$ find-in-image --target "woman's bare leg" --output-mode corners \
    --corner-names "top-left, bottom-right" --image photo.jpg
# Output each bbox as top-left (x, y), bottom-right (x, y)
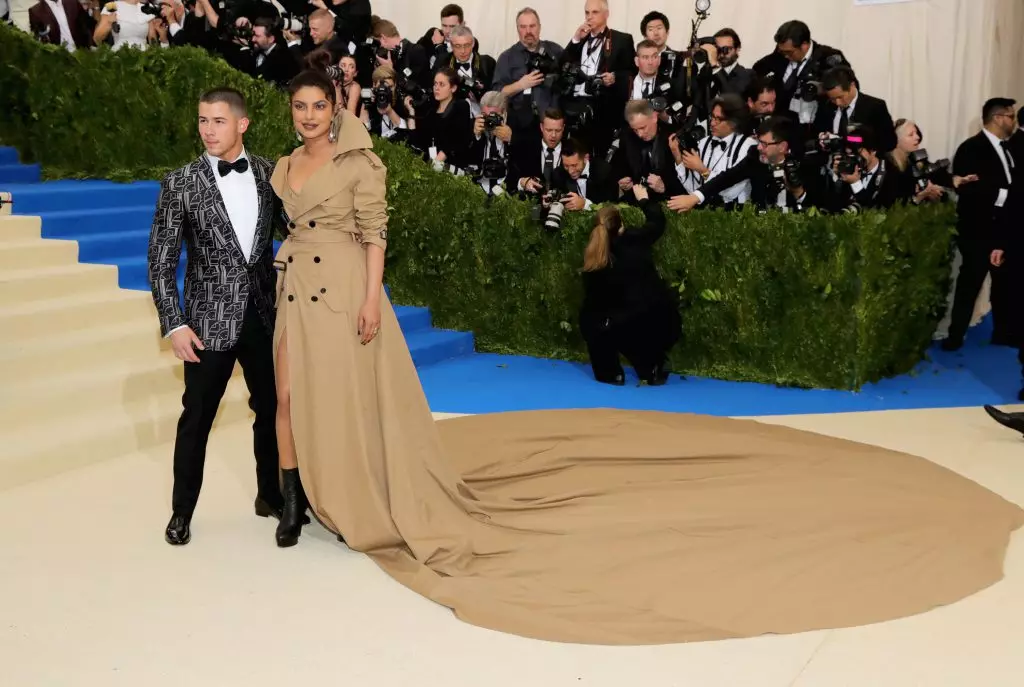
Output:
top-left (276, 331), bottom-right (298, 470)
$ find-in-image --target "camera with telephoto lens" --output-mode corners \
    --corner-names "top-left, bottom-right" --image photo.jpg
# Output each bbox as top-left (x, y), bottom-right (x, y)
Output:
top-left (466, 157), bottom-right (508, 184)
top-left (557, 62), bottom-right (604, 97)
top-left (561, 100), bottom-right (594, 136)
top-left (797, 54), bottom-right (847, 102)
top-left (673, 113), bottom-right (707, 151)
top-left (139, 0), bottom-right (161, 16)
top-left (908, 149), bottom-right (951, 191)
top-left (398, 77), bottom-right (432, 110)
top-left (527, 50), bottom-right (559, 75)
top-left (647, 81), bottom-right (675, 114)
top-left (686, 37), bottom-right (715, 67)
top-left (279, 14), bottom-right (304, 32)
top-left (530, 182), bottom-right (568, 232)
top-left (658, 49), bottom-right (680, 80)
top-left (227, 23), bottom-right (253, 42)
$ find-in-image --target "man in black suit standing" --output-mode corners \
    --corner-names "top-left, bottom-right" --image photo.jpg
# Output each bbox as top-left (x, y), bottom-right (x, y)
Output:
top-left (561, 0), bottom-right (635, 158)
top-left (944, 98), bottom-right (1018, 355)
top-left (711, 29), bottom-right (754, 98)
top-left (445, 25), bottom-right (496, 113)
top-left (148, 88), bottom-right (297, 546)
top-left (814, 66), bottom-right (897, 153)
top-left (753, 21), bottom-right (849, 135)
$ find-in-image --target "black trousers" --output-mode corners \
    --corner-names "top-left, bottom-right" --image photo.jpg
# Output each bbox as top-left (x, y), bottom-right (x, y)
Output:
top-left (172, 302), bottom-right (280, 515)
top-left (583, 310), bottom-right (679, 384)
top-left (947, 239), bottom-right (991, 343)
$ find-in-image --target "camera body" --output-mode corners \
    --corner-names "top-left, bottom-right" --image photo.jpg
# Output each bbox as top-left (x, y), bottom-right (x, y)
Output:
top-left (467, 157), bottom-right (508, 183)
top-left (908, 148), bottom-right (951, 191)
top-left (558, 62), bottom-right (603, 97)
top-left (530, 183), bottom-right (569, 231)
top-left (139, 0), bottom-right (162, 16)
top-left (674, 113), bottom-right (707, 151)
top-left (457, 77), bottom-right (488, 101)
top-left (398, 76), bottom-right (432, 110)
top-left (481, 111), bottom-right (504, 133)
top-left (527, 51), bottom-right (559, 76)
top-left (769, 155), bottom-right (803, 195)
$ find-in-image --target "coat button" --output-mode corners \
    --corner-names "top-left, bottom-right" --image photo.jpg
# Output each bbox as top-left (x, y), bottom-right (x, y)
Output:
top-left (311, 296), bottom-right (318, 302)
top-left (309, 220), bottom-right (317, 228)
top-left (320, 288), bottom-right (326, 293)
top-left (313, 256), bottom-right (321, 263)
top-left (287, 256), bottom-right (293, 263)
top-left (287, 295), bottom-right (294, 302)
top-left (288, 221), bottom-right (295, 229)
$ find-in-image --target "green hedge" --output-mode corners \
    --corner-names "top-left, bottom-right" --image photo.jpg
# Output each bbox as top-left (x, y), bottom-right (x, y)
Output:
top-left (0, 23), bottom-right (955, 389)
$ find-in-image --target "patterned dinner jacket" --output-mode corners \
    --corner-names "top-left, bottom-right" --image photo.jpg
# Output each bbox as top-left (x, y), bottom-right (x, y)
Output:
top-left (147, 153), bottom-right (281, 351)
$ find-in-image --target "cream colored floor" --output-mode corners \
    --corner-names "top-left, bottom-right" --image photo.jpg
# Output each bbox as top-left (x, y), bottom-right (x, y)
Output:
top-left (2, 407), bottom-right (1023, 687)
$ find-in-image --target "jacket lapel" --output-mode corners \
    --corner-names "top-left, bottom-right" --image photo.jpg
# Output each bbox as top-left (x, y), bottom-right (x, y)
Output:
top-left (251, 158), bottom-right (274, 262)
top-left (196, 157), bottom-right (247, 265)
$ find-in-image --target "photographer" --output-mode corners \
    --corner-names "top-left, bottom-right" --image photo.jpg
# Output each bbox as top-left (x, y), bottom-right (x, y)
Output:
top-left (669, 116), bottom-right (822, 213)
top-left (824, 125), bottom-right (913, 212)
top-left (710, 28), bottom-right (753, 98)
top-left (407, 67), bottom-right (474, 171)
top-left (368, 18), bottom-right (431, 90)
top-left (493, 8), bottom-right (564, 137)
top-left (561, 0), bottom-right (636, 158)
top-left (417, 3), bottom-right (466, 69)
top-left (619, 39), bottom-right (683, 120)
top-left (359, 64), bottom-right (413, 139)
top-left (579, 184), bottom-right (680, 386)
top-left (247, 15), bottom-right (299, 88)
top-left (890, 119), bottom-right (962, 205)
top-left (467, 91), bottom-right (513, 194)
top-left (552, 137), bottom-right (618, 210)
top-left (753, 20), bottom-right (849, 128)
top-left (446, 25), bottom-right (496, 115)
top-left (611, 99), bottom-right (686, 204)
top-left (814, 66), bottom-right (896, 153)
top-left (744, 75), bottom-right (781, 135)
top-left (508, 108), bottom-right (567, 196)
top-left (674, 93), bottom-right (756, 207)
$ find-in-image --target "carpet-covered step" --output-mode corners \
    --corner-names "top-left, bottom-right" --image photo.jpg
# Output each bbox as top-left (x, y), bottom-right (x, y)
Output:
top-left (0, 215), bottom-right (42, 241)
top-left (2, 352), bottom-right (209, 424)
top-left (0, 289), bottom-right (156, 340)
top-left (2, 376), bottom-right (254, 490)
top-left (0, 237), bottom-right (79, 270)
top-left (0, 262), bottom-right (119, 305)
top-left (74, 229), bottom-right (153, 263)
top-left (0, 163), bottom-right (40, 184)
top-left (2, 180), bottom-right (160, 215)
top-left (0, 147), bottom-right (18, 165)
top-left (0, 319), bottom-right (170, 383)
top-left (36, 206), bottom-right (156, 239)
top-left (404, 328), bottom-right (475, 367)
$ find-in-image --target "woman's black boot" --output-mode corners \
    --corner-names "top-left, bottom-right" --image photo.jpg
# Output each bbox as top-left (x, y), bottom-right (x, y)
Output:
top-left (276, 468), bottom-right (306, 548)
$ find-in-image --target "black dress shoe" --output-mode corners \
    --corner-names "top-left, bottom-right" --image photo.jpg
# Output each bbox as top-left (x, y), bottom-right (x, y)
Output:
top-left (983, 405), bottom-right (1024, 437)
top-left (165, 513), bottom-right (192, 546)
top-left (254, 496), bottom-right (309, 525)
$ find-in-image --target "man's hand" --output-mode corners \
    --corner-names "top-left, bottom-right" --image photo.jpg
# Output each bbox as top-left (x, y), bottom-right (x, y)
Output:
top-left (668, 133), bottom-right (683, 163)
top-left (840, 168), bottom-right (861, 185)
top-left (431, 27), bottom-right (444, 45)
top-left (618, 177), bottom-right (634, 191)
top-left (170, 327), bottom-right (204, 363)
top-left (680, 150), bottom-right (706, 173)
top-left (494, 124), bottom-right (513, 143)
top-left (520, 177), bottom-right (543, 193)
top-left (632, 185), bottom-right (649, 202)
top-left (667, 194), bottom-right (699, 212)
top-left (646, 174), bottom-right (665, 194)
top-left (518, 70), bottom-right (545, 91)
top-left (472, 115), bottom-right (485, 137)
top-left (601, 72), bottom-right (616, 86)
top-left (574, 22), bottom-right (590, 41)
top-left (564, 192), bottom-right (586, 211)
top-left (991, 249), bottom-right (1005, 267)
top-left (954, 174), bottom-right (979, 189)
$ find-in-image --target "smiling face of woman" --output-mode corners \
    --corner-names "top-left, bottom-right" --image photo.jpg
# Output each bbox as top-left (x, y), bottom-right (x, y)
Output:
top-left (291, 85), bottom-right (335, 142)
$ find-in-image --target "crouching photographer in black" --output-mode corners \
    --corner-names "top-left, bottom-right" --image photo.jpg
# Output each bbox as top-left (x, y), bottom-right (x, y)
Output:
top-left (579, 184), bottom-right (681, 386)
top-left (668, 116), bottom-right (823, 212)
top-left (817, 125), bottom-right (914, 213)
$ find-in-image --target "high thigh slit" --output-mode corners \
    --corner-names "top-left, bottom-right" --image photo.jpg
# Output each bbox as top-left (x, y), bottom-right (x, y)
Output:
top-left (265, 108), bottom-right (1024, 646)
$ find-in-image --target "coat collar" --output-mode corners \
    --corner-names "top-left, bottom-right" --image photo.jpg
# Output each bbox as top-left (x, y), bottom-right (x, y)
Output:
top-left (289, 110), bottom-right (376, 219)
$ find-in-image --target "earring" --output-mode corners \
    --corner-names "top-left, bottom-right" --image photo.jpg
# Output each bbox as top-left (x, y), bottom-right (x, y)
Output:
top-left (295, 130), bottom-right (303, 143)
top-left (327, 113), bottom-right (340, 143)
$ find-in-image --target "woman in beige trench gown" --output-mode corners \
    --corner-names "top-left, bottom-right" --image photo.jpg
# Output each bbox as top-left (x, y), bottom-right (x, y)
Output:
top-left (269, 70), bottom-right (1024, 646)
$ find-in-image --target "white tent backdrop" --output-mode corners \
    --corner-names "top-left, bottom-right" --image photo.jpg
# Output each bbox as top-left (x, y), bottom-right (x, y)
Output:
top-left (366, 0), bottom-right (1024, 157)
top-left (7, 0), bottom-right (1023, 155)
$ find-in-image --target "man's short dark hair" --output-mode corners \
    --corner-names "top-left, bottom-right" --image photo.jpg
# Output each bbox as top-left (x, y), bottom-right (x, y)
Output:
top-left (713, 28), bottom-right (741, 49)
top-left (822, 66), bottom-right (858, 92)
top-left (440, 4), bottom-right (463, 21)
top-left (774, 20), bottom-right (811, 47)
top-left (199, 88), bottom-right (247, 117)
top-left (745, 74), bottom-right (776, 102)
top-left (982, 97), bottom-right (1016, 124)
top-left (542, 108), bottom-right (565, 123)
top-left (711, 93), bottom-right (749, 130)
top-left (757, 116), bottom-right (793, 146)
top-left (561, 137), bottom-right (589, 158)
top-left (640, 11), bottom-right (669, 35)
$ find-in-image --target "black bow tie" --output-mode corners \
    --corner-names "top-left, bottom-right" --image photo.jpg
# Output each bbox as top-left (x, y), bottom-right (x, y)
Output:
top-left (217, 158), bottom-right (249, 176)
top-left (710, 139), bottom-right (726, 150)
top-left (578, 174), bottom-right (588, 179)
top-left (457, 62), bottom-right (471, 69)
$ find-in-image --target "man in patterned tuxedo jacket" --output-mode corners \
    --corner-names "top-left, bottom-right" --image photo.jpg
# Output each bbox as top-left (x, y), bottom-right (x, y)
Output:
top-left (148, 87), bottom-right (298, 546)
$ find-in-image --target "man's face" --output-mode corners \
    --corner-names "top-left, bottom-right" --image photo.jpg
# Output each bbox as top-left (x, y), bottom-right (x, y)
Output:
top-left (777, 39), bottom-right (808, 63)
top-left (715, 35), bottom-right (738, 67)
top-left (826, 84), bottom-right (856, 109)
top-left (540, 116), bottom-right (565, 148)
top-left (629, 112), bottom-right (658, 142)
top-left (252, 26), bottom-right (273, 51)
top-left (451, 34), bottom-right (474, 63)
top-left (380, 34), bottom-right (401, 50)
top-left (757, 133), bottom-right (787, 165)
top-left (749, 90), bottom-right (776, 115)
top-left (584, 0), bottom-right (608, 34)
top-left (562, 152), bottom-right (587, 179)
top-left (309, 17), bottom-right (333, 45)
top-left (517, 11), bottom-right (540, 49)
top-left (440, 13), bottom-right (461, 41)
top-left (644, 19), bottom-right (668, 48)
top-left (709, 105), bottom-right (733, 139)
top-left (858, 147), bottom-right (878, 168)
top-left (198, 101), bottom-right (248, 158)
top-left (991, 108), bottom-right (1017, 138)
top-left (635, 47), bottom-right (660, 78)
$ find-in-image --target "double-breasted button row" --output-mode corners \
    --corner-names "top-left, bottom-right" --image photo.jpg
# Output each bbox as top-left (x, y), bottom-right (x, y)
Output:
top-left (287, 221), bottom-right (317, 229)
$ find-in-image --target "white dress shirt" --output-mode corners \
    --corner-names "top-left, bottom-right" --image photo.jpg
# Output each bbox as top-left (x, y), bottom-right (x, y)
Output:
top-left (785, 42), bottom-right (817, 124)
top-left (982, 128), bottom-right (1014, 208)
top-left (683, 132), bottom-right (756, 204)
top-left (44, 0), bottom-right (75, 52)
top-left (570, 160), bottom-right (593, 211)
top-left (206, 149), bottom-right (259, 261)
top-left (631, 74), bottom-right (657, 100)
top-left (832, 92), bottom-right (859, 134)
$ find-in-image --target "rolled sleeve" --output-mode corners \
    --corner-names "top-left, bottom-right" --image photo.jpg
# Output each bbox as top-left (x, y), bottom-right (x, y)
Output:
top-left (354, 151), bottom-right (389, 251)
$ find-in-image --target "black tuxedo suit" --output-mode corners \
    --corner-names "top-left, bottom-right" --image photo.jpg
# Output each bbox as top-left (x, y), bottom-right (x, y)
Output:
top-left (445, 52), bottom-right (497, 93)
top-left (505, 132), bottom-right (559, 192)
top-left (752, 42), bottom-right (850, 104)
top-left (617, 71), bottom-right (682, 110)
top-left (552, 158), bottom-right (618, 205)
top-left (712, 63), bottom-right (755, 98)
top-left (561, 29), bottom-right (636, 156)
top-left (611, 126), bottom-right (686, 203)
top-left (253, 42), bottom-right (300, 89)
top-left (147, 153), bottom-right (283, 516)
top-left (814, 91), bottom-right (897, 152)
top-left (822, 158), bottom-right (913, 211)
top-left (948, 131), bottom-right (1018, 345)
top-left (695, 148), bottom-right (826, 211)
